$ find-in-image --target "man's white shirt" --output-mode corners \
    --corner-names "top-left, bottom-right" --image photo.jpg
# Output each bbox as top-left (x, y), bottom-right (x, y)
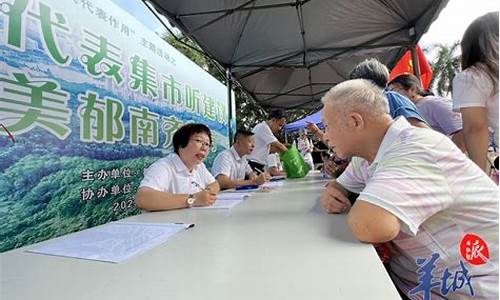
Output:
top-left (247, 121), bottom-right (277, 164)
top-left (212, 146), bottom-right (252, 180)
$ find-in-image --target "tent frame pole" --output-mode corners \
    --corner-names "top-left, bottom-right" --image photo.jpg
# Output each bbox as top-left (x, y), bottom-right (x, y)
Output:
top-left (227, 68), bottom-right (234, 146)
top-left (410, 45), bottom-right (421, 81)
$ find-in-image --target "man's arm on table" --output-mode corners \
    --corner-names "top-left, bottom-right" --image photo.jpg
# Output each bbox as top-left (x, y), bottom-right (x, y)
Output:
top-left (321, 180), bottom-right (399, 243)
top-left (347, 200), bottom-right (400, 243)
top-left (216, 174), bottom-right (266, 189)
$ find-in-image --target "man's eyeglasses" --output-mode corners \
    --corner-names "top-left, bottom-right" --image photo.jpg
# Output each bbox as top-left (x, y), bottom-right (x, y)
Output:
top-left (190, 138), bottom-right (212, 148)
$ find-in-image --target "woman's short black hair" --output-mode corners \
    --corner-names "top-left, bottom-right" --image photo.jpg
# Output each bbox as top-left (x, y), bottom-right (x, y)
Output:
top-left (173, 123), bottom-right (212, 154)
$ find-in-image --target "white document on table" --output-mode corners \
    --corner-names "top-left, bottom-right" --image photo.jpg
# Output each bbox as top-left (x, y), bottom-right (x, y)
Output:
top-left (193, 199), bottom-right (243, 209)
top-left (262, 181), bottom-right (285, 188)
top-left (193, 193), bottom-right (248, 209)
top-left (216, 192), bottom-right (251, 200)
top-left (26, 222), bottom-right (192, 263)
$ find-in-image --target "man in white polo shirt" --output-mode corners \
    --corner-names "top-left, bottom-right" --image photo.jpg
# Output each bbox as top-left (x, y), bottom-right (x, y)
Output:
top-left (320, 79), bottom-right (498, 299)
top-left (135, 123), bottom-right (220, 211)
top-left (247, 110), bottom-right (288, 173)
top-left (212, 130), bottom-right (268, 189)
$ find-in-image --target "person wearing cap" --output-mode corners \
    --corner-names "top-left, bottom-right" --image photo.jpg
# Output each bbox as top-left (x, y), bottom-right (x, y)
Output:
top-left (247, 110), bottom-right (288, 173)
top-left (320, 79), bottom-right (498, 299)
top-left (135, 123), bottom-right (220, 211)
top-left (212, 129), bottom-right (269, 189)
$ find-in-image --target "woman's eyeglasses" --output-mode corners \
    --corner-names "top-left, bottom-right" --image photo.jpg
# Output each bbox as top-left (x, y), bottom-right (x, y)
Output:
top-left (190, 138), bottom-right (212, 148)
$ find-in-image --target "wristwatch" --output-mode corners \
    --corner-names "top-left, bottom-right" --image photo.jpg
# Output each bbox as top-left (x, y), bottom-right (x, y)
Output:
top-left (186, 194), bottom-right (195, 208)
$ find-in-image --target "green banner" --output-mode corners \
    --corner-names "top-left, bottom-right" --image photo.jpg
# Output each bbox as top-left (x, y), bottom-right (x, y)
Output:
top-left (0, 0), bottom-right (234, 252)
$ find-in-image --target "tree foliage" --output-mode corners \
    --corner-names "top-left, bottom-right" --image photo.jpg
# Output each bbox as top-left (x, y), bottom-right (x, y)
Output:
top-left (427, 43), bottom-right (461, 97)
top-left (163, 34), bottom-right (314, 130)
top-left (163, 34), bottom-right (267, 127)
top-left (0, 153), bottom-right (159, 252)
top-left (164, 34), bottom-right (226, 83)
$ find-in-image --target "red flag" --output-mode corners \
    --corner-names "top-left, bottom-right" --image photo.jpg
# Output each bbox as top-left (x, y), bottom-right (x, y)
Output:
top-left (389, 45), bottom-right (433, 90)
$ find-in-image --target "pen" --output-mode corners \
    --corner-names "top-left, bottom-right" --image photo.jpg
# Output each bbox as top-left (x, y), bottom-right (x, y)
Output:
top-left (191, 181), bottom-right (215, 194)
top-left (175, 222), bottom-right (196, 229)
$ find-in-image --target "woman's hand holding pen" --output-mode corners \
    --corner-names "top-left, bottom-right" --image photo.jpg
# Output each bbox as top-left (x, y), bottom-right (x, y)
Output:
top-left (194, 189), bottom-right (217, 207)
top-left (190, 181), bottom-right (217, 206)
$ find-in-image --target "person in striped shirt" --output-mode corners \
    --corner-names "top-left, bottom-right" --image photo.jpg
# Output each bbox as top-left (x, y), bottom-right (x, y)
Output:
top-left (320, 79), bottom-right (498, 299)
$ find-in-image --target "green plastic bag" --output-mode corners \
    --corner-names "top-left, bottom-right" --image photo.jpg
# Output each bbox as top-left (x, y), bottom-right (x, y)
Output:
top-left (280, 144), bottom-right (310, 178)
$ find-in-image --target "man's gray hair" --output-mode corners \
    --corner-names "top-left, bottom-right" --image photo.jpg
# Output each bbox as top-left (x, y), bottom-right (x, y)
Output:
top-left (321, 79), bottom-right (389, 118)
top-left (349, 58), bottom-right (390, 88)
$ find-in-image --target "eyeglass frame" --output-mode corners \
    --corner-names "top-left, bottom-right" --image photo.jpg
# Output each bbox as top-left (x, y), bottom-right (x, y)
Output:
top-left (189, 138), bottom-right (212, 149)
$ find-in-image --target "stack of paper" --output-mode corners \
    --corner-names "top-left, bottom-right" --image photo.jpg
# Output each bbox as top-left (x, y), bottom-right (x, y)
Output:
top-left (216, 192), bottom-right (252, 200)
top-left (262, 181), bottom-right (285, 189)
top-left (27, 222), bottom-right (192, 263)
top-left (194, 192), bottom-right (250, 209)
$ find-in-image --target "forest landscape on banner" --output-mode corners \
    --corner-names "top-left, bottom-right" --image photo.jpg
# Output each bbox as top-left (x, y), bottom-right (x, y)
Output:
top-left (0, 0), bottom-right (233, 252)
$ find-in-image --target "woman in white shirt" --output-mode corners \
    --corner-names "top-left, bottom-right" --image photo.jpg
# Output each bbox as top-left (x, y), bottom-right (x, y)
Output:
top-left (135, 123), bottom-right (220, 211)
top-left (452, 12), bottom-right (499, 172)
